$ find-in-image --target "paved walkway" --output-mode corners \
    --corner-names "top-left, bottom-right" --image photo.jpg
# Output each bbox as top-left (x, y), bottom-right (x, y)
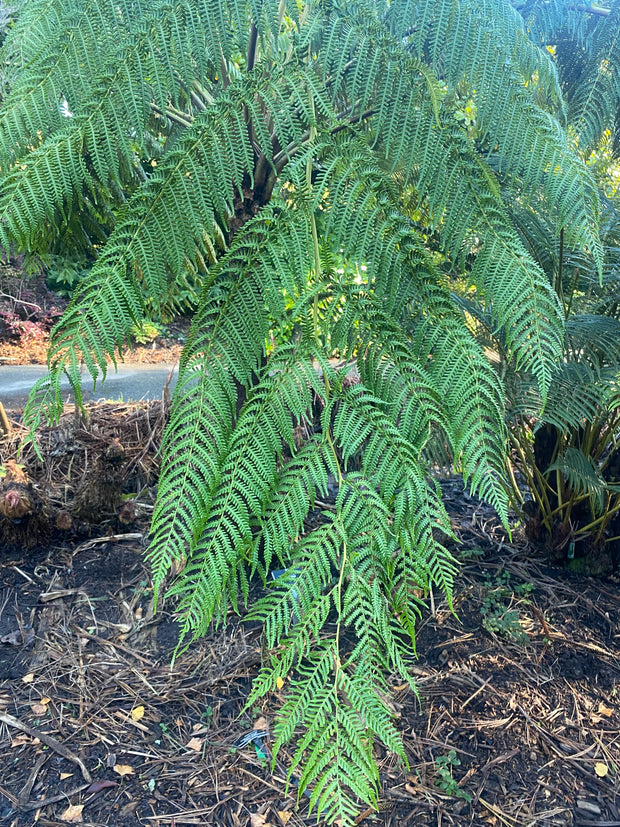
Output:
top-left (0, 363), bottom-right (178, 410)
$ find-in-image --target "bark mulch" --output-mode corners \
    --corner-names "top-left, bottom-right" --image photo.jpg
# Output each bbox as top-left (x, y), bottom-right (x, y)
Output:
top-left (0, 407), bottom-right (618, 827)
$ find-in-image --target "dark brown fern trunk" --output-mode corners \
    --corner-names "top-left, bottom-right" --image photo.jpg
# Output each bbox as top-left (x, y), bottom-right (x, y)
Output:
top-left (229, 173), bottom-right (273, 416)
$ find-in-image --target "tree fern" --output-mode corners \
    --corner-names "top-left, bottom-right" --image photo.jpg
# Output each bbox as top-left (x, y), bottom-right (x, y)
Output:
top-left (3, 0), bottom-right (612, 822)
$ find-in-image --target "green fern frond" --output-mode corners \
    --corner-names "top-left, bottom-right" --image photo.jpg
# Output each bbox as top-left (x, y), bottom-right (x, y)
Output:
top-left (410, 312), bottom-right (510, 520)
top-left (8, 2), bottom-right (613, 823)
top-left (515, 0), bottom-right (589, 44)
top-left (395, 0), bottom-right (561, 97)
top-left (272, 645), bottom-right (386, 825)
top-left (162, 349), bottom-right (321, 639)
top-left (257, 440), bottom-right (330, 576)
top-left (568, 3), bottom-right (620, 153)
top-left (508, 362), bottom-right (614, 432)
top-left (566, 315), bottom-right (620, 365)
top-left (547, 446), bottom-right (608, 515)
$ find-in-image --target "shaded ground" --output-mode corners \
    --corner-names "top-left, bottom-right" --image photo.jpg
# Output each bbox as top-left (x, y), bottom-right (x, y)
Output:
top-left (0, 405), bottom-right (619, 827)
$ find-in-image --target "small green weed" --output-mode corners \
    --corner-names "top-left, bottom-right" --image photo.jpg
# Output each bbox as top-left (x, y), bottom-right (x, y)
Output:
top-left (43, 254), bottom-right (91, 297)
top-left (131, 320), bottom-right (163, 344)
top-left (434, 750), bottom-right (472, 802)
top-left (479, 570), bottom-right (533, 644)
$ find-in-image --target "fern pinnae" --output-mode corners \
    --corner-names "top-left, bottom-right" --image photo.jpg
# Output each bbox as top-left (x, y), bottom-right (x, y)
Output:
top-left (8, 2), bottom-right (613, 822)
top-left (147, 359), bottom-right (236, 593)
top-left (568, 2), bottom-right (620, 153)
top-left (257, 439), bottom-right (328, 575)
top-left (165, 350), bottom-right (323, 646)
top-left (547, 446), bottom-right (608, 517)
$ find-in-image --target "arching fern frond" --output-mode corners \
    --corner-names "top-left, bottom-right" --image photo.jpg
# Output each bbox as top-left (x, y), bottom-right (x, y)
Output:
top-left (564, 3), bottom-right (620, 154)
top-left (547, 446), bottom-right (608, 516)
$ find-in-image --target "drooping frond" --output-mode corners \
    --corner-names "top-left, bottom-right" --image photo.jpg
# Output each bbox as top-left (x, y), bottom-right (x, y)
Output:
top-left (147, 201), bottom-right (317, 598)
top-left (315, 135), bottom-right (566, 398)
top-left (561, 3), bottom-right (620, 154)
top-left (394, 0), bottom-right (561, 99)
top-left (566, 315), bottom-right (620, 366)
top-left (547, 446), bottom-right (609, 516)
top-left (515, 0), bottom-right (590, 46)
top-left (515, 0), bottom-right (620, 155)
top-left (508, 362), bottom-right (616, 432)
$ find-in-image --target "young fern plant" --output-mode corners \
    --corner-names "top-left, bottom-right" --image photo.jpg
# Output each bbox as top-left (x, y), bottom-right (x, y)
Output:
top-left (460, 199), bottom-right (620, 571)
top-left (1, 0), bottom-right (611, 822)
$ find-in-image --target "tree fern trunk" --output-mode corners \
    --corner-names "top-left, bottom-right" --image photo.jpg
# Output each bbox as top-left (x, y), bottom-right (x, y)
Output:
top-left (229, 174), bottom-right (273, 415)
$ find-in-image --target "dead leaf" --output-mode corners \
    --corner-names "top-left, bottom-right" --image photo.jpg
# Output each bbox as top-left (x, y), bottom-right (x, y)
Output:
top-left (31, 703), bottom-right (48, 716)
top-left (131, 706), bottom-right (145, 722)
top-left (595, 762), bottom-right (609, 777)
top-left (59, 804), bottom-right (84, 823)
top-left (185, 737), bottom-right (204, 752)
top-left (250, 815), bottom-right (271, 827)
top-left (597, 702), bottom-right (614, 718)
top-left (277, 812), bottom-right (292, 825)
top-left (120, 801), bottom-right (139, 817)
top-left (11, 735), bottom-right (31, 747)
top-left (113, 764), bottom-right (135, 777)
top-left (60, 773), bottom-right (73, 780)
top-left (254, 716), bottom-right (267, 730)
top-left (276, 676), bottom-right (285, 690)
top-left (22, 672), bottom-right (34, 684)
top-left (1, 629), bottom-right (25, 645)
top-left (40, 697), bottom-right (50, 705)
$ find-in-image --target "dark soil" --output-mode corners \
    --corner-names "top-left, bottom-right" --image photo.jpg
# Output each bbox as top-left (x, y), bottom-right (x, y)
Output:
top-left (0, 327), bottom-right (619, 827)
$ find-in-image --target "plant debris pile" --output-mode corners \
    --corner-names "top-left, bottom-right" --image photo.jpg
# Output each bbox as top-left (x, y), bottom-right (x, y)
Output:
top-left (0, 400), bottom-right (168, 546)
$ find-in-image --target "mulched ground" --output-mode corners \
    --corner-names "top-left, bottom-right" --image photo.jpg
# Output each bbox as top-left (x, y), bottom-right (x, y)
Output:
top-left (1, 405), bottom-right (619, 827)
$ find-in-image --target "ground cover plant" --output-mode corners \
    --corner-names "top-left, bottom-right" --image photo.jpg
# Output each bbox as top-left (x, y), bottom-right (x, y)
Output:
top-left (1, 0), bottom-right (619, 823)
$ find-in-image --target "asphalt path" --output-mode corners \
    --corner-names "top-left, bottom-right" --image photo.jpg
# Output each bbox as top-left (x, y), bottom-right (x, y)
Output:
top-left (0, 363), bottom-right (178, 410)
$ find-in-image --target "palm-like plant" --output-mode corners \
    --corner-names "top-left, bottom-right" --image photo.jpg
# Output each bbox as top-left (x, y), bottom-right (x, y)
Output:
top-left (0, 0), bottom-right (615, 822)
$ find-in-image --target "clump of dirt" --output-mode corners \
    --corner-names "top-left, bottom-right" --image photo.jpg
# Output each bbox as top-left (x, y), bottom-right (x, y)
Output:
top-left (0, 400), bottom-right (167, 548)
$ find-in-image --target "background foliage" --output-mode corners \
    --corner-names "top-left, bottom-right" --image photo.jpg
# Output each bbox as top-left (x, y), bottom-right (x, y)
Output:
top-left (1, 0), bottom-right (618, 822)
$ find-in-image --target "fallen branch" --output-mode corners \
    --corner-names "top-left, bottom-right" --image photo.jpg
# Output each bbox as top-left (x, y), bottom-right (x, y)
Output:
top-left (0, 401), bottom-right (10, 435)
top-left (0, 712), bottom-right (92, 782)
